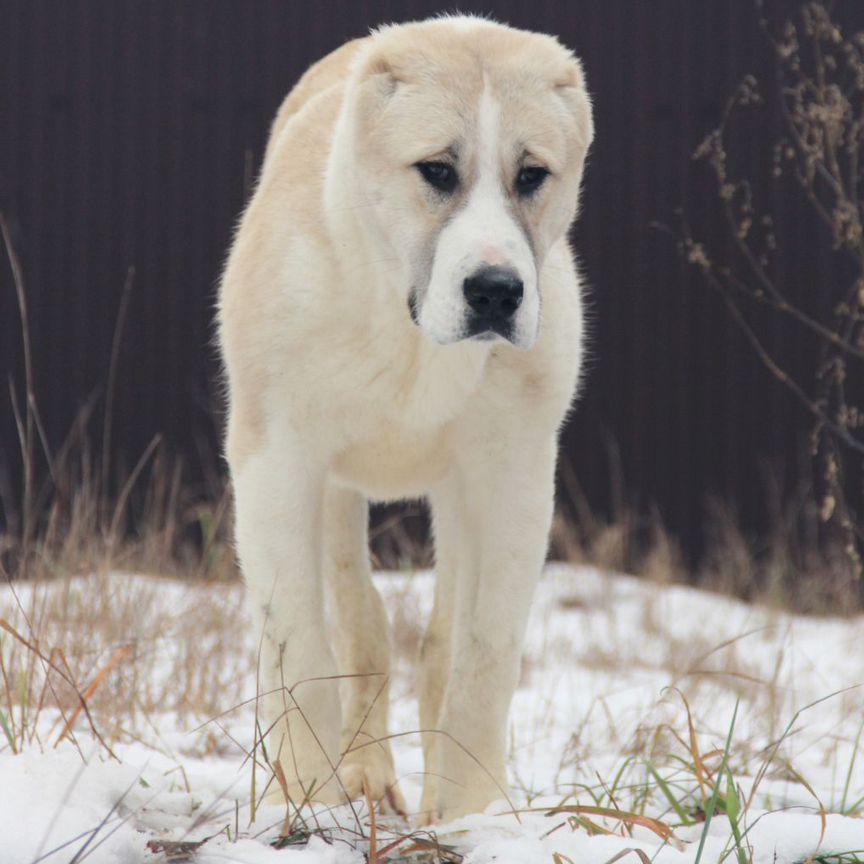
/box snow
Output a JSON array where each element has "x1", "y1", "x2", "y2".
[{"x1": 1, "y1": 565, "x2": 863, "y2": 863}]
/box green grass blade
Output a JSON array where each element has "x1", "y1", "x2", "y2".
[
  {"x1": 725, "y1": 772, "x2": 748, "y2": 864},
  {"x1": 693, "y1": 699, "x2": 739, "y2": 864},
  {"x1": 725, "y1": 772, "x2": 739, "y2": 825},
  {"x1": 647, "y1": 763, "x2": 692, "y2": 826},
  {"x1": 0, "y1": 707, "x2": 17, "y2": 754},
  {"x1": 840, "y1": 716, "x2": 864, "y2": 814}
]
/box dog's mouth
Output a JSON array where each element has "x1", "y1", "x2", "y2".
[{"x1": 465, "y1": 316, "x2": 513, "y2": 343}]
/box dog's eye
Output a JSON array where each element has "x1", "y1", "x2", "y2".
[
  {"x1": 417, "y1": 161, "x2": 458, "y2": 194},
  {"x1": 515, "y1": 166, "x2": 549, "y2": 196}
]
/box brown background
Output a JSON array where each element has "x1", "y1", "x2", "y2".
[{"x1": 2, "y1": 0, "x2": 861, "y2": 561}]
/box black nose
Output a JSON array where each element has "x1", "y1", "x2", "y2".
[{"x1": 463, "y1": 266, "x2": 524, "y2": 324}]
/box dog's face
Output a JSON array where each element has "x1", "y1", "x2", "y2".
[{"x1": 349, "y1": 19, "x2": 594, "y2": 349}]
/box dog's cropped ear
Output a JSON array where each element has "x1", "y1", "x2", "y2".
[
  {"x1": 353, "y1": 44, "x2": 416, "y2": 102},
  {"x1": 554, "y1": 55, "x2": 594, "y2": 150},
  {"x1": 553, "y1": 54, "x2": 584, "y2": 90},
  {"x1": 356, "y1": 53, "x2": 400, "y2": 99}
]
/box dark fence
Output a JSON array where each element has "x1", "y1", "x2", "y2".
[{"x1": 1, "y1": 1, "x2": 861, "y2": 560}]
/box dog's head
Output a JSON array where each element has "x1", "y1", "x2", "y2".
[{"x1": 343, "y1": 16, "x2": 593, "y2": 349}]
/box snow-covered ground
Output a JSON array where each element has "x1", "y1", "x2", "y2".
[{"x1": 1, "y1": 565, "x2": 862, "y2": 863}]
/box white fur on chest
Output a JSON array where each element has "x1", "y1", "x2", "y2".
[{"x1": 325, "y1": 327, "x2": 494, "y2": 499}]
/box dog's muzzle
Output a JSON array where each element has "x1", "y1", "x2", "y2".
[{"x1": 463, "y1": 265, "x2": 523, "y2": 341}]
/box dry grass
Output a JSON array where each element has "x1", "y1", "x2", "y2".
[
  {"x1": 0, "y1": 572, "x2": 252, "y2": 754},
  {"x1": 551, "y1": 457, "x2": 863, "y2": 617}
]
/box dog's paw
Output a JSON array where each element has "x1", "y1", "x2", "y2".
[
  {"x1": 415, "y1": 807, "x2": 439, "y2": 827},
  {"x1": 339, "y1": 751, "x2": 406, "y2": 816}
]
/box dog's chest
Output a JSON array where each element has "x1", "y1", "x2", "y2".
[
  {"x1": 328, "y1": 338, "x2": 490, "y2": 500},
  {"x1": 331, "y1": 422, "x2": 451, "y2": 501}
]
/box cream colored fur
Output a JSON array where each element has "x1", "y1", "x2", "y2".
[{"x1": 217, "y1": 15, "x2": 593, "y2": 823}]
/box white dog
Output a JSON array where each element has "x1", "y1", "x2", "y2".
[{"x1": 217, "y1": 15, "x2": 593, "y2": 823}]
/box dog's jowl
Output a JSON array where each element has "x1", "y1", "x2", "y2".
[{"x1": 217, "y1": 14, "x2": 594, "y2": 823}]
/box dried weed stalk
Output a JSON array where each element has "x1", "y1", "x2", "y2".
[{"x1": 676, "y1": 1, "x2": 864, "y2": 586}]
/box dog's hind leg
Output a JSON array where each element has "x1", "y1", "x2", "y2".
[
  {"x1": 233, "y1": 434, "x2": 343, "y2": 808},
  {"x1": 323, "y1": 481, "x2": 405, "y2": 814},
  {"x1": 417, "y1": 479, "x2": 459, "y2": 823}
]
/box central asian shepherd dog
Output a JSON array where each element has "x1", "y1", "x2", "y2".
[{"x1": 217, "y1": 14, "x2": 594, "y2": 823}]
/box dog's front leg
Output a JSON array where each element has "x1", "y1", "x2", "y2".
[
  {"x1": 232, "y1": 436, "x2": 343, "y2": 808},
  {"x1": 429, "y1": 435, "x2": 557, "y2": 821}
]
